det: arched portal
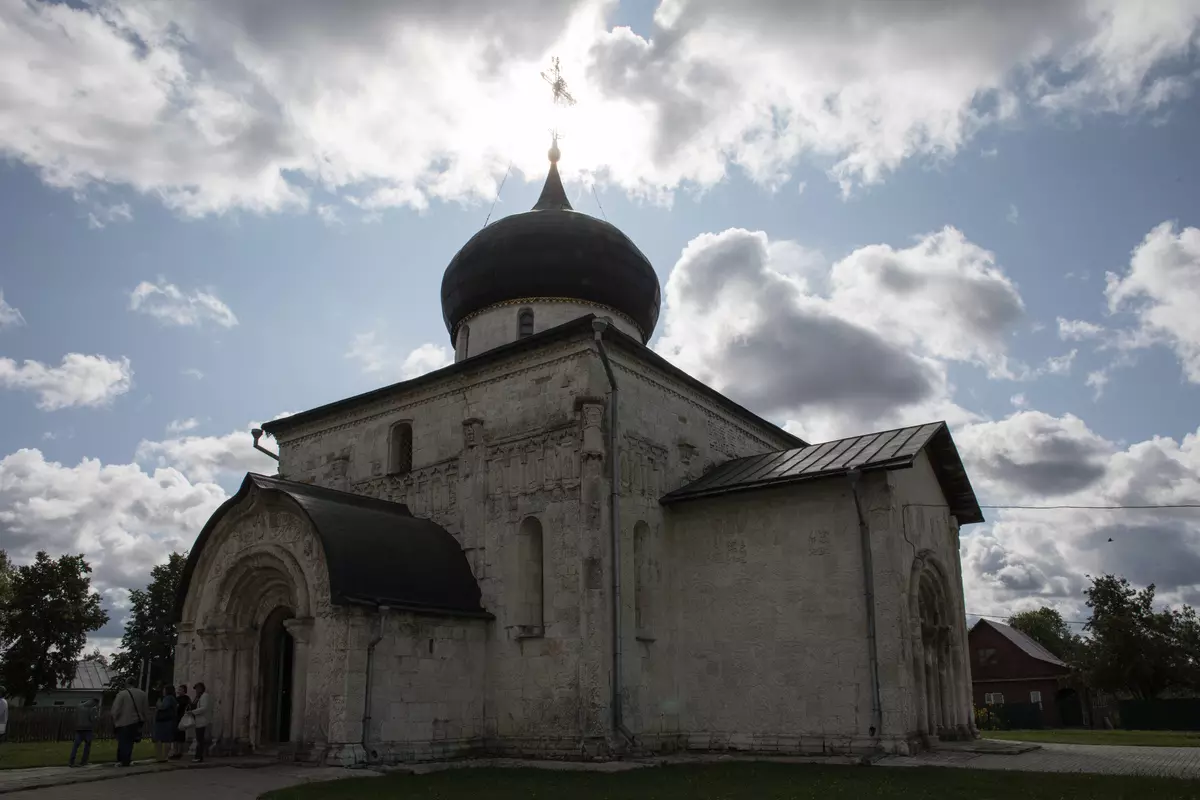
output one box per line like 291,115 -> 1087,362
258,606 -> 295,744
909,554 -> 970,742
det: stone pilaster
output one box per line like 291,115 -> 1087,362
284,617 -> 315,746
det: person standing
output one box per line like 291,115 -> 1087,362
68,698 -> 99,767
171,684 -> 191,760
151,685 -> 177,763
189,682 -> 211,763
0,685 -> 8,747
110,680 -> 149,767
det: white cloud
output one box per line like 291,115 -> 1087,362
1010,393 -> 1028,408
181,368 -> 205,380
345,332 -> 389,375
1006,203 -> 1019,225
0,353 -> 132,410
129,280 -> 238,328
1086,368 -> 1110,399
1057,316 -> 1106,341
136,424 -> 279,484
401,343 -> 453,379
1106,221 -> 1200,382
316,204 -> 343,226
346,333 -> 452,381
86,201 -> 133,229
956,410 -> 1200,617
165,417 -> 200,435
0,289 -> 25,329
0,448 -> 226,597
653,226 -> 1028,440
0,1 -> 1196,215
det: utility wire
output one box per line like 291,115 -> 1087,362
968,611 -> 1089,625
483,161 -> 512,227
981,503 -> 1200,510
905,502 -> 1200,511
591,182 -> 608,221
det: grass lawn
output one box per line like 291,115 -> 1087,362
0,739 -> 155,769
262,762 -> 1200,800
986,729 -> 1200,748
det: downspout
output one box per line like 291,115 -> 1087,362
847,469 -> 883,745
361,605 -> 390,757
591,318 -> 636,747
251,428 -> 280,461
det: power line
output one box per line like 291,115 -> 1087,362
591,182 -> 607,221
968,611 -> 1088,625
482,161 -> 512,227
905,502 -> 1200,511
980,504 -> 1200,510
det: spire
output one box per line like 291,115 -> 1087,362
533,134 -> 572,211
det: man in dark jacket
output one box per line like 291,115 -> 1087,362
68,698 -> 99,767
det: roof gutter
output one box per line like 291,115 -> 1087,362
362,604 -> 390,759
847,469 -> 884,746
592,318 -> 637,749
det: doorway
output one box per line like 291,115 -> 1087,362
258,607 -> 295,744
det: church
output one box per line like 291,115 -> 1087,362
174,139 -> 984,765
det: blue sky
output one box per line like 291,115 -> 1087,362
2,0 -> 1199,646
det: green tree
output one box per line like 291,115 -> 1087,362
1007,607 -> 1082,662
110,552 -> 187,690
1078,574 -> 1196,699
0,552 -> 109,704
81,647 -> 109,667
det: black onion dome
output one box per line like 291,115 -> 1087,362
440,158 -> 661,343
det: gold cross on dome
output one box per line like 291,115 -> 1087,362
541,56 -> 576,107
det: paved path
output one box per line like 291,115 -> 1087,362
878,741 -> 1200,778
0,763 -> 376,798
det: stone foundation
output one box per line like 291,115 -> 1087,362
308,730 -> 927,767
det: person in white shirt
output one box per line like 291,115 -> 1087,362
189,682 -> 212,763
0,685 -> 9,745
110,680 -> 149,767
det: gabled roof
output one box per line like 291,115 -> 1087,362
261,315 -> 803,451
973,618 -> 1068,668
660,421 -> 983,524
176,473 -> 491,621
57,661 -> 112,691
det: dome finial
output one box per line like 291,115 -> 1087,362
548,131 -> 561,165
534,130 -> 572,211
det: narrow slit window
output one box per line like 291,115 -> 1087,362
388,422 -> 413,475
518,308 -> 535,338
517,516 -> 544,633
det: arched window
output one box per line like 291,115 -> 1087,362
634,521 -> 653,638
518,308 -> 535,338
387,422 -> 413,475
516,516 -> 544,634
455,324 -> 470,361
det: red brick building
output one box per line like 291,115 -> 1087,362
969,618 -> 1083,727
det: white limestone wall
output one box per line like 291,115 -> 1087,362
648,480 -> 884,754
454,300 -> 643,362
272,337 -> 610,754
602,346 -> 802,744
266,330 -> 812,759
881,451 -> 975,739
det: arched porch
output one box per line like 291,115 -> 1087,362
908,553 -> 973,742
177,503 -> 321,754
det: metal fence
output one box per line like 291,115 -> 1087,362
977,701 -> 1046,730
6,706 -> 117,743
1119,699 -> 1200,731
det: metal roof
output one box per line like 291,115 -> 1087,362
58,660 -> 113,691
974,619 -> 1068,668
660,421 -> 983,524
176,473 -> 491,621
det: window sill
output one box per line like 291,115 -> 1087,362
514,625 -> 545,640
